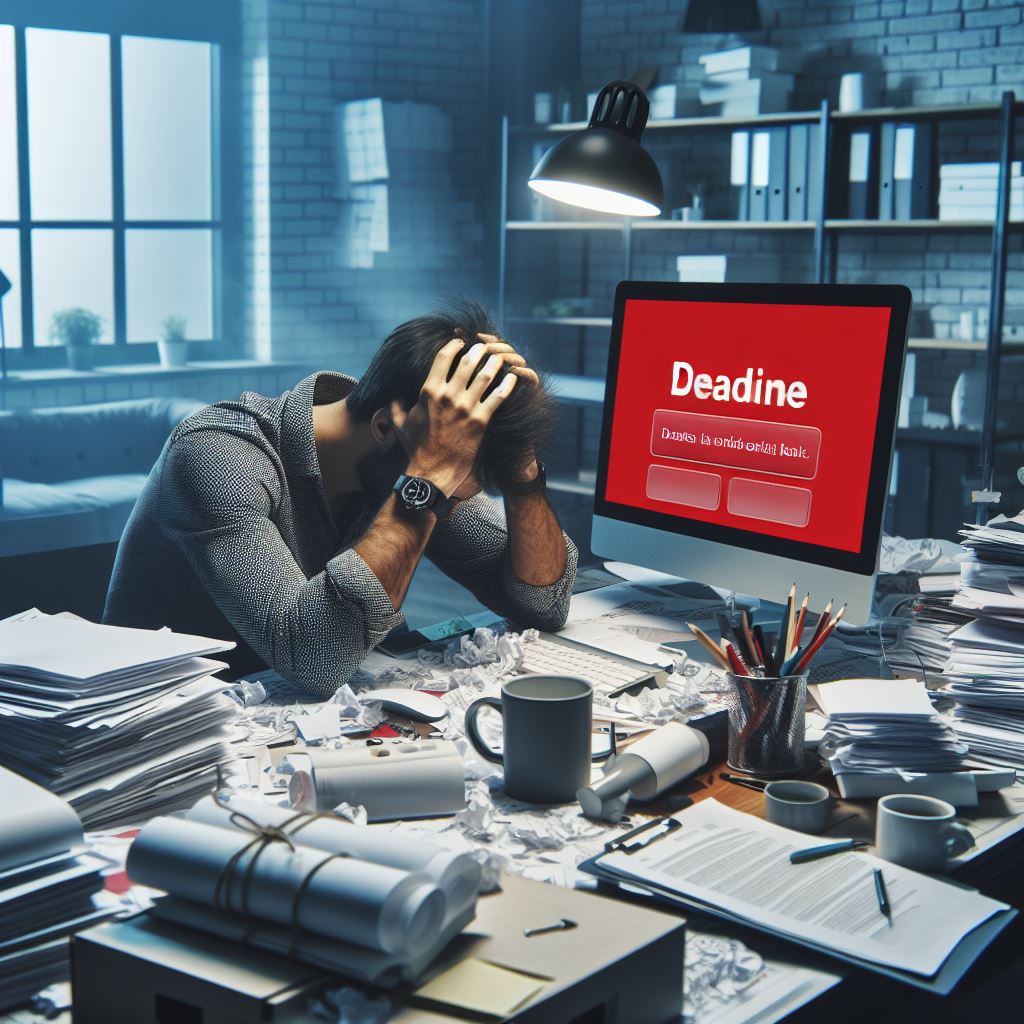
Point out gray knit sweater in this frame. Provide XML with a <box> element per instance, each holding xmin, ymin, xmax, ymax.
<box><xmin>103</xmin><ymin>372</ymin><xmax>578</xmax><ymax>696</ymax></box>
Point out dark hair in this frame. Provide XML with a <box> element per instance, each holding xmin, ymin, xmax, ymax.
<box><xmin>346</xmin><ymin>300</ymin><xmax>557</xmax><ymax>493</ymax></box>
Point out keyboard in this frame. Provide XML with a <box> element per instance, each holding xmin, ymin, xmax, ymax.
<box><xmin>521</xmin><ymin>635</ymin><xmax>663</xmax><ymax>698</ymax></box>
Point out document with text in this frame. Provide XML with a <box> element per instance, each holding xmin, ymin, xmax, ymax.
<box><xmin>595</xmin><ymin>800</ymin><xmax>1012</xmax><ymax>981</ymax></box>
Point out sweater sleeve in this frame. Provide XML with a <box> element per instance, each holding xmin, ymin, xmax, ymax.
<box><xmin>158</xmin><ymin>429</ymin><xmax>403</xmax><ymax>698</ymax></box>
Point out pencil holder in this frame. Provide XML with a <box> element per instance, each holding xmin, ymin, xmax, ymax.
<box><xmin>724</xmin><ymin>672</ymin><xmax>807</xmax><ymax>778</ymax></box>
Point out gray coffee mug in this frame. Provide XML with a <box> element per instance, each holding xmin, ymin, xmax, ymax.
<box><xmin>464</xmin><ymin>675</ymin><xmax>599</xmax><ymax>804</ymax></box>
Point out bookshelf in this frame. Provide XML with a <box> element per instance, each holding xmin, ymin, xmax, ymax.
<box><xmin>497</xmin><ymin>92</ymin><xmax>1024</xmax><ymax>531</ymax></box>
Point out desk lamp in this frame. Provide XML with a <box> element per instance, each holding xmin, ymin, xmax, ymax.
<box><xmin>528</xmin><ymin>81</ymin><xmax>664</xmax><ymax>217</ymax></box>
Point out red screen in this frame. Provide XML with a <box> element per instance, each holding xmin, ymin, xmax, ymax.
<box><xmin>604</xmin><ymin>299</ymin><xmax>892</xmax><ymax>554</ymax></box>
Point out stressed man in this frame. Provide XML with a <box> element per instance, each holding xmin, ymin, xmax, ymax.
<box><xmin>103</xmin><ymin>303</ymin><xmax>577</xmax><ymax>696</ymax></box>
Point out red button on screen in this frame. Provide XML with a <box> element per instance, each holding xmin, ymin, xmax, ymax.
<box><xmin>646</xmin><ymin>464</ymin><xmax>722</xmax><ymax>510</ymax></box>
<box><xmin>651</xmin><ymin>409</ymin><xmax>821</xmax><ymax>480</ymax></box>
<box><xmin>728</xmin><ymin>477</ymin><xmax>813</xmax><ymax>528</ymax></box>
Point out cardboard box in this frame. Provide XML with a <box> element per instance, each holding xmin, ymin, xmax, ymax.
<box><xmin>72</xmin><ymin>874</ymin><xmax>686</xmax><ymax>1023</ymax></box>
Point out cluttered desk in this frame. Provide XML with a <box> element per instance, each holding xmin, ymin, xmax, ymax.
<box><xmin>2</xmin><ymin>282</ymin><xmax>1023</xmax><ymax>1023</ymax></box>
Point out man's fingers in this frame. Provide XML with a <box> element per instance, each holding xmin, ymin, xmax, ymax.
<box><xmin>466</xmin><ymin>353</ymin><xmax>506</xmax><ymax>400</ymax></box>
<box><xmin>507</xmin><ymin>364</ymin><xmax>540</xmax><ymax>386</ymax></box>
<box><xmin>478</xmin><ymin>370</ymin><xmax>518</xmax><ymax>419</ymax></box>
<box><xmin>451</xmin><ymin>341</ymin><xmax>489</xmax><ymax>387</ymax></box>
<box><xmin>425</xmin><ymin>338</ymin><xmax>465</xmax><ymax>390</ymax></box>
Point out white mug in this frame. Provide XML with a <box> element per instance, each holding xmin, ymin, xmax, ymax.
<box><xmin>764</xmin><ymin>780</ymin><xmax>831</xmax><ymax>834</ymax></box>
<box><xmin>876</xmin><ymin>794</ymin><xmax>974</xmax><ymax>871</ymax></box>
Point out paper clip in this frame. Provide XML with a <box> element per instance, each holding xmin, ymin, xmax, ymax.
<box><xmin>604</xmin><ymin>816</ymin><xmax>681</xmax><ymax>855</ymax></box>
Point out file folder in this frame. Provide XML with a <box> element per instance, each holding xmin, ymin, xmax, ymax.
<box><xmin>878</xmin><ymin>121</ymin><xmax>896</xmax><ymax>220</ymax></box>
<box><xmin>894</xmin><ymin>122</ymin><xmax>935</xmax><ymax>220</ymax></box>
<box><xmin>767</xmin><ymin>126</ymin><xmax>788</xmax><ymax>221</ymax></box>
<box><xmin>787</xmin><ymin>123</ymin><xmax>808</xmax><ymax>221</ymax></box>
<box><xmin>846</xmin><ymin>127</ymin><xmax>877</xmax><ymax>219</ymax></box>
<box><xmin>749</xmin><ymin>129</ymin><xmax>770</xmax><ymax>220</ymax></box>
<box><xmin>730</xmin><ymin>130</ymin><xmax>750</xmax><ymax>220</ymax></box>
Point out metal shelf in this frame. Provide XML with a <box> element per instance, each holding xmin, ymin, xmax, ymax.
<box><xmin>507</xmin><ymin>316</ymin><xmax>612</xmax><ymax>328</ymax></box>
<box><xmin>505</xmin><ymin>220</ymin><xmax>623</xmax><ymax>231</ymax></box>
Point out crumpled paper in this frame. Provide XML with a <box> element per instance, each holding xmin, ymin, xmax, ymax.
<box><xmin>228</xmin><ymin>678</ymin><xmax>267</xmax><ymax>707</ymax></box>
<box><xmin>307</xmin><ymin>987</ymin><xmax>390</xmax><ymax>1024</ymax></box>
<box><xmin>683</xmin><ymin>933</ymin><xmax>766</xmax><ymax>1022</ymax></box>
<box><xmin>331</xmin><ymin>801</ymin><xmax>369</xmax><ymax>826</ymax></box>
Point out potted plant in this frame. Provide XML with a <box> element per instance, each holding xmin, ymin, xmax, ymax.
<box><xmin>50</xmin><ymin>307</ymin><xmax>101</xmax><ymax>372</ymax></box>
<box><xmin>159</xmin><ymin>315</ymin><xmax>189</xmax><ymax>368</ymax></box>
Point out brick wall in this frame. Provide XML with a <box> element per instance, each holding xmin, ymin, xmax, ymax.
<box><xmin>529</xmin><ymin>0</ymin><xmax>1024</xmax><ymax>527</ymax></box>
<box><xmin>240</xmin><ymin>0</ymin><xmax>487</xmax><ymax>376</ymax></box>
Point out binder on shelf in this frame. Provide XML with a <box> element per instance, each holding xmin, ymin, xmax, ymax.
<box><xmin>787</xmin><ymin>123</ymin><xmax>808</xmax><ymax>221</ymax></box>
<box><xmin>846</xmin><ymin>127</ymin><xmax>877</xmax><ymax>219</ymax></box>
<box><xmin>806</xmin><ymin>123</ymin><xmax>824</xmax><ymax>221</ymax></box>
<box><xmin>878</xmin><ymin>121</ymin><xmax>896</xmax><ymax>220</ymax></box>
<box><xmin>749</xmin><ymin>129</ymin><xmax>770</xmax><ymax>220</ymax></box>
<box><xmin>730</xmin><ymin>130</ymin><xmax>750</xmax><ymax>220</ymax></box>
<box><xmin>767</xmin><ymin>127</ymin><xmax>788</xmax><ymax>221</ymax></box>
<box><xmin>894</xmin><ymin>122</ymin><xmax>935</xmax><ymax>220</ymax></box>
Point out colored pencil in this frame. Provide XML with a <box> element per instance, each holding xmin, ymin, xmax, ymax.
<box><xmin>753</xmin><ymin>624</ymin><xmax>772</xmax><ymax>674</ymax></box>
<box><xmin>793</xmin><ymin>605</ymin><xmax>846</xmax><ymax>673</ymax></box>
<box><xmin>791</xmin><ymin>593</ymin><xmax>809</xmax><ymax>657</ymax></box>
<box><xmin>687</xmin><ymin>622</ymin><xmax>730</xmax><ymax>670</ymax></box>
<box><xmin>724</xmin><ymin>639</ymin><xmax>751</xmax><ymax>676</ymax></box>
<box><xmin>784</xmin><ymin>583</ymin><xmax>797</xmax><ymax>656</ymax></box>
<box><xmin>809</xmin><ymin>600</ymin><xmax>833</xmax><ymax>644</ymax></box>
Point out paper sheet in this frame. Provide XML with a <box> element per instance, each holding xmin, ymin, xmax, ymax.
<box><xmin>413</xmin><ymin>958</ymin><xmax>545</xmax><ymax>1018</ymax></box>
<box><xmin>598</xmin><ymin>800</ymin><xmax>1009</xmax><ymax>978</ymax></box>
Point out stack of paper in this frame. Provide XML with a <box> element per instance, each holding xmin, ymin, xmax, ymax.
<box><xmin>944</xmin><ymin>514</ymin><xmax>1024</xmax><ymax>769</ymax></box>
<box><xmin>0</xmin><ymin>612</ymin><xmax>237</xmax><ymax>829</ymax></box>
<box><xmin>697</xmin><ymin>46</ymin><xmax>795</xmax><ymax>115</ymax></box>
<box><xmin>938</xmin><ymin>162</ymin><xmax>1023</xmax><ymax>222</ymax></box>
<box><xmin>0</xmin><ymin>767</ymin><xmax>112</xmax><ymax>1012</ymax></box>
<box><xmin>813</xmin><ymin>679</ymin><xmax>968</xmax><ymax>793</ymax></box>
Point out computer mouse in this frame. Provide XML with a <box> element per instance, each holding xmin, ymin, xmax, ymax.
<box><xmin>356</xmin><ymin>687</ymin><xmax>449</xmax><ymax>723</ymax></box>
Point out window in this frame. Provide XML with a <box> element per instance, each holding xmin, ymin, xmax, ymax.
<box><xmin>0</xmin><ymin>24</ymin><xmax>220</xmax><ymax>360</ymax></box>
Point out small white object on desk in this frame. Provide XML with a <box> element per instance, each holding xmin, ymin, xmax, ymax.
<box><xmin>357</xmin><ymin>687</ymin><xmax>449</xmax><ymax>723</ymax></box>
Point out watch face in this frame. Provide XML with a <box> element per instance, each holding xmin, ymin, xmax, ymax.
<box><xmin>400</xmin><ymin>476</ymin><xmax>434</xmax><ymax>508</ymax></box>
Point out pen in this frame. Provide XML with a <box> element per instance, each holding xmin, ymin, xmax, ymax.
<box><xmin>873</xmin><ymin>867</ymin><xmax>892</xmax><ymax>921</ymax></box>
<box><xmin>719</xmin><ymin>772</ymin><xmax>768</xmax><ymax>792</ymax></box>
<box><xmin>789</xmin><ymin>839</ymin><xmax>868</xmax><ymax>864</ymax></box>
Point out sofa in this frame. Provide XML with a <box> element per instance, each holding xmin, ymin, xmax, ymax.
<box><xmin>0</xmin><ymin>398</ymin><xmax>205</xmax><ymax>618</ymax></box>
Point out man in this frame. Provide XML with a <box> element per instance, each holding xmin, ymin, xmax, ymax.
<box><xmin>103</xmin><ymin>302</ymin><xmax>578</xmax><ymax>697</ymax></box>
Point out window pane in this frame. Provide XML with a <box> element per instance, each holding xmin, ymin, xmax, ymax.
<box><xmin>126</xmin><ymin>229</ymin><xmax>212</xmax><ymax>342</ymax></box>
<box><xmin>0</xmin><ymin>26</ymin><xmax>17</xmax><ymax>221</ymax></box>
<box><xmin>122</xmin><ymin>37</ymin><xmax>212</xmax><ymax>221</ymax></box>
<box><xmin>26</xmin><ymin>29</ymin><xmax>112</xmax><ymax>220</ymax></box>
<box><xmin>0</xmin><ymin>229</ymin><xmax>21</xmax><ymax>347</ymax></box>
<box><xmin>32</xmin><ymin>229</ymin><xmax>113</xmax><ymax>345</ymax></box>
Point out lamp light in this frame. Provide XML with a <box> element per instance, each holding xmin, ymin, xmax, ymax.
<box><xmin>528</xmin><ymin>81</ymin><xmax>664</xmax><ymax>217</ymax></box>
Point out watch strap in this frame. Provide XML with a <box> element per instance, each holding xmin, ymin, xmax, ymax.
<box><xmin>393</xmin><ymin>474</ymin><xmax>455</xmax><ymax>519</ymax></box>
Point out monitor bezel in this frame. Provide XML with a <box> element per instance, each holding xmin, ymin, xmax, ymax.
<box><xmin>593</xmin><ymin>280</ymin><xmax>912</xmax><ymax>577</ymax></box>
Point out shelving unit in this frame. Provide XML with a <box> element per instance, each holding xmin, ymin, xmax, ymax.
<box><xmin>497</xmin><ymin>93</ymin><xmax>1023</xmax><ymax>530</ymax></box>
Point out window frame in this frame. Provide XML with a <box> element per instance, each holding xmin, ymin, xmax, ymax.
<box><xmin>0</xmin><ymin>1</ymin><xmax>241</xmax><ymax>370</ymax></box>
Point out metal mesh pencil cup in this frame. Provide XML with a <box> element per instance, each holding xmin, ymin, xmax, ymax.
<box><xmin>724</xmin><ymin>672</ymin><xmax>807</xmax><ymax>777</ymax></box>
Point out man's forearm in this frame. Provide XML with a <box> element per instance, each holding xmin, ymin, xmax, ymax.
<box><xmin>504</xmin><ymin>489</ymin><xmax>568</xmax><ymax>586</ymax></box>
<box><xmin>354</xmin><ymin>496</ymin><xmax>436</xmax><ymax>610</ymax></box>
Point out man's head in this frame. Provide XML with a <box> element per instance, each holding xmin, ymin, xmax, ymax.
<box><xmin>346</xmin><ymin>300</ymin><xmax>557</xmax><ymax>495</ymax></box>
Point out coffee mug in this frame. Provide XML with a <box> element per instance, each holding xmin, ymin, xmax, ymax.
<box><xmin>464</xmin><ymin>675</ymin><xmax>602</xmax><ymax>804</ymax></box>
<box><xmin>876</xmin><ymin>794</ymin><xmax>975</xmax><ymax>871</ymax></box>
<box><xmin>764</xmin><ymin>780</ymin><xmax>831</xmax><ymax>834</ymax></box>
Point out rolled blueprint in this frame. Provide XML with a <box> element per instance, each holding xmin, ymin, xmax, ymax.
<box><xmin>288</xmin><ymin>739</ymin><xmax>466</xmax><ymax>822</ymax></box>
<box><xmin>187</xmin><ymin>794</ymin><xmax>481</xmax><ymax>913</ymax></box>
<box><xmin>127</xmin><ymin>816</ymin><xmax>443</xmax><ymax>955</ymax></box>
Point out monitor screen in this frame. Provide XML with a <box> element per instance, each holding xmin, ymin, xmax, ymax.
<box><xmin>595</xmin><ymin>282</ymin><xmax>910</xmax><ymax>578</ymax></box>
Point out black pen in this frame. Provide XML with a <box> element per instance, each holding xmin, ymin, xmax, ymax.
<box><xmin>719</xmin><ymin>772</ymin><xmax>768</xmax><ymax>792</ymax></box>
<box><xmin>873</xmin><ymin>867</ymin><xmax>892</xmax><ymax>921</ymax></box>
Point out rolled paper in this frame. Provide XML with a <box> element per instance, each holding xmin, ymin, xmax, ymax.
<box><xmin>188</xmin><ymin>794</ymin><xmax>481</xmax><ymax>913</ymax></box>
<box><xmin>127</xmin><ymin>816</ymin><xmax>443</xmax><ymax>956</ymax></box>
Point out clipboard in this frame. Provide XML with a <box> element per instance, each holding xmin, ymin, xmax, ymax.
<box><xmin>579</xmin><ymin>813</ymin><xmax>1017</xmax><ymax>996</ymax></box>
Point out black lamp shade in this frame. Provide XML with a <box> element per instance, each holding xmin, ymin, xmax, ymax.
<box><xmin>528</xmin><ymin>81</ymin><xmax>663</xmax><ymax>217</ymax></box>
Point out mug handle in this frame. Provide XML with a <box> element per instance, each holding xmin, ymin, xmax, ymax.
<box><xmin>942</xmin><ymin>821</ymin><xmax>975</xmax><ymax>858</ymax></box>
<box><xmin>464</xmin><ymin>697</ymin><xmax>504</xmax><ymax>764</ymax></box>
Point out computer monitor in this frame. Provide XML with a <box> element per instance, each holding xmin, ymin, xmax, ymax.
<box><xmin>591</xmin><ymin>281</ymin><xmax>911</xmax><ymax>623</ymax></box>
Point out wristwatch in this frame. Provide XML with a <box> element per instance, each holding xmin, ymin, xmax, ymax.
<box><xmin>393</xmin><ymin>474</ymin><xmax>455</xmax><ymax>519</ymax></box>
<box><xmin>499</xmin><ymin>461</ymin><xmax>547</xmax><ymax>497</ymax></box>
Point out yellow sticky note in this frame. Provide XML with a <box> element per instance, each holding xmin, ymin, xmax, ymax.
<box><xmin>413</xmin><ymin>958</ymin><xmax>545</xmax><ymax>1019</ymax></box>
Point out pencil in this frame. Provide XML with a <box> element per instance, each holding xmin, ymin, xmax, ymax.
<box><xmin>753</xmin><ymin>624</ymin><xmax>771</xmax><ymax>674</ymax></box>
<box><xmin>809</xmin><ymin>600</ymin><xmax>833</xmax><ymax>644</ymax></box>
<box><xmin>793</xmin><ymin>606</ymin><xmax>845</xmax><ymax>673</ymax></box>
<box><xmin>773</xmin><ymin>588</ymin><xmax>793</xmax><ymax>678</ymax></box>
<box><xmin>687</xmin><ymin>622</ymin><xmax>730</xmax><ymax>670</ymax></box>
<box><xmin>724</xmin><ymin>639</ymin><xmax>751</xmax><ymax>676</ymax></box>
<box><xmin>791</xmin><ymin>593</ymin><xmax>809</xmax><ymax>657</ymax></box>
<box><xmin>784</xmin><ymin>583</ymin><xmax>797</xmax><ymax>656</ymax></box>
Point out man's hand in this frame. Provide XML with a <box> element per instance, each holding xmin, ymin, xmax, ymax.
<box><xmin>394</xmin><ymin>333</ymin><xmax>539</xmax><ymax>496</ymax></box>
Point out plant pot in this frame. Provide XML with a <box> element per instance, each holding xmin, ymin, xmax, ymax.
<box><xmin>66</xmin><ymin>345</ymin><xmax>93</xmax><ymax>372</ymax></box>
<box><xmin>158</xmin><ymin>338</ymin><xmax>189</xmax><ymax>368</ymax></box>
